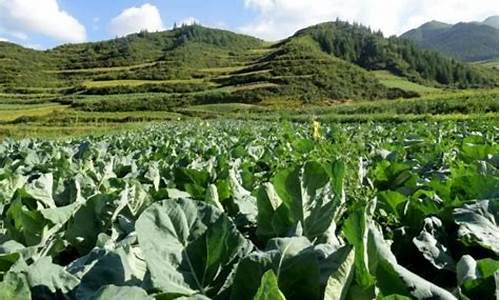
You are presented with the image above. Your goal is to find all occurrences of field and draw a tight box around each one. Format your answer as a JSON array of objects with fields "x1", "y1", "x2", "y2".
[
  {"x1": 0, "y1": 117, "x2": 498, "y2": 299},
  {"x1": 371, "y1": 71, "x2": 443, "y2": 95},
  {"x1": 0, "y1": 88, "x2": 498, "y2": 139}
]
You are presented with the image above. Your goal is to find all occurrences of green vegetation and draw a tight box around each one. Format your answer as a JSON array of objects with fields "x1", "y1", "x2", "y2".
[
  {"x1": 297, "y1": 21, "x2": 497, "y2": 87},
  {"x1": 0, "y1": 89, "x2": 497, "y2": 138},
  {"x1": 401, "y1": 17, "x2": 499, "y2": 62},
  {"x1": 0, "y1": 120, "x2": 497, "y2": 299},
  {"x1": 0, "y1": 123, "x2": 145, "y2": 140},
  {"x1": 0, "y1": 15, "x2": 497, "y2": 300},
  {"x1": 371, "y1": 70, "x2": 442, "y2": 94},
  {"x1": 475, "y1": 59, "x2": 499, "y2": 72},
  {"x1": 0, "y1": 22, "x2": 497, "y2": 109}
]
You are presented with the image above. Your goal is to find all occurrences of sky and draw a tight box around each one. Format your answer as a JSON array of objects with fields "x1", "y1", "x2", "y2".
[{"x1": 0, "y1": 0, "x2": 498, "y2": 49}]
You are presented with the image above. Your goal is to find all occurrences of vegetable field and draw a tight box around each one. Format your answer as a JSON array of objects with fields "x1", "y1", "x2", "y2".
[{"x1": 0, "y1": 120, "x2": 498, "y2": 300}]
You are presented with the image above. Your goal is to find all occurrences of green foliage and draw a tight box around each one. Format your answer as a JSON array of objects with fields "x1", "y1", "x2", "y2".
[
  {"x1": 0, "y1": 120, "x2": 497, "y2": 299},
  {"x1": 2, "y1": 22, "x2": 496, "y2": 106},
  {"x1": 296, "y1": 20, "x2": 498, "y2": 87}
]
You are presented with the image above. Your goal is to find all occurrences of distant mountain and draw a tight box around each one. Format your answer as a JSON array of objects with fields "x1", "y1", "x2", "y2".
[
  {"x1": 401, "y1": 16, "x2": 499, "y2": 62},
  {"x1": 0, "y1": 22, "x2": 497, "y2": 106},
  {"x1": 482, "y1": 16, "x2": 499, "y2": 29}
]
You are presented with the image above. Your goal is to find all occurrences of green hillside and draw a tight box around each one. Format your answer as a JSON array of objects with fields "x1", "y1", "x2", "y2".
[
  {"x1": 401, "y1": 17, "x2": 499, "y2": 62},
  {"x1": 0, "y1": 22, "x2": 497, "y2": 110},
  {"x1": 296, "y1": 21, "x2": 497, "y2": 86}
]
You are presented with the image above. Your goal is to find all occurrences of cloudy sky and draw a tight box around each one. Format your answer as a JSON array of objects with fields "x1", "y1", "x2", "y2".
[{"x1": 0, "y1": 0, "x2": 498, "y2": 49}]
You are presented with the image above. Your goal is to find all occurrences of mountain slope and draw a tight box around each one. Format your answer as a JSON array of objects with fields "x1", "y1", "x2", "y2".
[
  {"x1": 0, "y1": 22, "x2": 497, "y2": 108},
  {"x1": 482, "y1": 16, "x2": 499, "y2": 29},
  {"x1": 400, "y1": 21, "x2": 452, "y2": 43},
  {"x1": 294, "y1": 21, "x2": 496, "y2": 86},
  {"x1": 0, "y1": 42, "x2": 60, "y2": 88},
  {"x1": 401, "y1": 17, "x2": 499, "y2": 62}
]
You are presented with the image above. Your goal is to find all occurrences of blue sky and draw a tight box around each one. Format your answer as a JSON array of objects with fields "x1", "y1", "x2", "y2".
[{"x1": 0, "y1": 0, "x2": 497, "y2": 49}]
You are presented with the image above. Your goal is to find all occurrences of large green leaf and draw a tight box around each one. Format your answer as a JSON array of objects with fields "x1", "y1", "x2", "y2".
[
  {"x1": 228, "y1": 163, "x2": 258, "y2": 226},
  {"x1": 412, "y1": 217, "x2": 455, "y2": 271},
  {"x1": 23, "y1": 173, "x2": 56, "y2": 209},
  {"x1": 232, "y1": 238, "x2": 352, "y2": 300},
  {"x1": 231, "y1": 236, "x2": 320, "y2": 300},
  {"x1": 40, "y1": 202, "x2": 80, "y2": 225},
  {"x1": 0, "y1": 251, "x2": 21, "y2": 278},
  {"x1": 365, "y1": 223, "x2": 457, "y2": 299},
  {"x1": 323, "y1": 248, "x2": 355, "y2": 300},
  {"x1": 4, "y1": 196, "x2": 49, "y2": 246},
  {"x1": 456, "y1": 255, "x2": 498, "y2": 299},
  {"x1": 453, "y1": 199, "x2": 499, "y2": 254},
  {"x1": 343, "y1": 209, "x2": 373, "y2": 288},
  {"x1": 10, "y1": 256, "x2": 80, "y2": 297},
  {"x1": 256, "y1": 183, "x2": 283, "y2": 240},
  {"x1": 0, "y1": 271, "x2": 31, "y2": 300},
  {"x1": 0, "y1": 171, "x2": 27, "y2": 208},
  {"x1": 174, "y1": 168, "x2": 210, "y2": 199},
  {"x1": 65, "y1": 193, "x2": 116, "y2": 254},
  {"x1": 67, "y1": 246, "x2": 147, "y2": 300},
  {"x1": 257, "y1": 161, "x2": 345, "y2": 241},
  {"x1": 253, "y1": 270, "x2": 286, "y2": 300},
  {"x1": 136, "y1": 198, "x2": 252, "y2": 298}
]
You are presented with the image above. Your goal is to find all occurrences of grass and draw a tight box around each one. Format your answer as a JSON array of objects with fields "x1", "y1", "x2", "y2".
[
  {"x1": 176, "y1": 89, "x2": 498, "y2": 120},
  {"x1": 225, "y1": 82, "x2": 278, "y2": 91},
  {"x1": 1, "y1": 109, "x2": 184, "y2": 125},
  {"x1": 0, "y1": 103, "x2": 62, "y2": 110},
  {"x1": 82, "y1": 78, "x2": 208, "y2": 88},
  {"x1": 0, "y1": 87, "x2": 496, "y2": 139},
  {"x1": 197, "y1": 66, "x2": 250, "y2": 74},
  {"x1": 372, "y1": 70, "x2": 443, "y2": 94},
  {"x1": 0, "y1": 123, "x2": 149, "y2": 140},
  {"x1": 0, "y1": 104, "x2": 68, "y2": 122},
  {"x1": 286, "y1": 112, "x2": 499, "y2": 123},
  {"x1": 46, "y1": 62, "x2": 158, "y2": 74},
  {"x1": 179, "y1": 103, "x2": 269, "y2": 114},
  {"x1": 474, "y1": 59, "x2": 499, "y2": 70}
]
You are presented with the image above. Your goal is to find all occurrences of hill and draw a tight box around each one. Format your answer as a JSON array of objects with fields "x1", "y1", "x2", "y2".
[
  {"x1": 401, "y1": 16, "x2": 499, "y2": 62},
  {"x1": 482, "y1": 16, "x2": 499, "y2": 29},
  {"x1": 0, "y1": 22, "x2": 497, "y2": 110}
]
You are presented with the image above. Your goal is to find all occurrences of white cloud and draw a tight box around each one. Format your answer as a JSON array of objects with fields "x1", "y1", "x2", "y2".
[
  {"x1": 109, "y1": 4, "x2": 165, "y2": 37},
  {"x1": 0, "y1": 37, "x2": 10, "y2": 42},
  {"x1": 0, "y1": 0, "x2": 86, "y2": 43},
  {"x1": 240, "y1": 0, "x2": 498, "y2": 40}
]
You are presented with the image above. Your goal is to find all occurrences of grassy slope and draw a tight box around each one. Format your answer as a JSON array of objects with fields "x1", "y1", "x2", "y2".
[
  {"x1": 371, "y1": 71, "x2": 442, "y2": 94},
  {"x1": 0, "y1": 23, "x2": 497, "y2": 139},
  {"x1": 1, "y1": 23, "x2": 496, "y2": 104}
]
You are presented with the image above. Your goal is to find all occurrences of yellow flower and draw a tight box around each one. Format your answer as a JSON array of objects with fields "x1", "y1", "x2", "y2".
[{"x1": 312, "y1": 120, "x2": 321, "y2": 140}]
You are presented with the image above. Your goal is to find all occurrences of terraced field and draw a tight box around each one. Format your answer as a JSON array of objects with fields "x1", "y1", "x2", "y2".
[
  {"x1": 0, "y1": 23, "x2": 497, "y2": 140},
  {"x1": 371, "y1": 71, "x2": 443, "y2": 95}
]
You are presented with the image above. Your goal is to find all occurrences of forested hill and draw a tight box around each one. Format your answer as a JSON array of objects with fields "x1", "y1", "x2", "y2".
[
  {"x1": 48, "y1": 26, "x2": 264, "y2": 69},
  {"x1": 293, "y1": 21, "x2": 497, "y2": 86},
  {"x1": 0, "y1": 22, "x2": 497, "y2": 105},
  {"x1": 401, "y1": 16, "x2": 499, "y2": 62}
]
